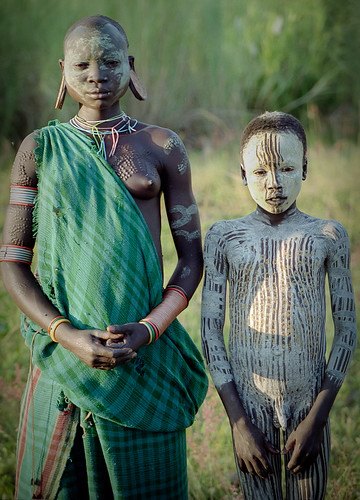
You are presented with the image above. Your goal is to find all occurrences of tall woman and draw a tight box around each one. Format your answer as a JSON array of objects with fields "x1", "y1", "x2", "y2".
[{"x1": 1, "y1": 15, "x2": 207, "y2": 499}]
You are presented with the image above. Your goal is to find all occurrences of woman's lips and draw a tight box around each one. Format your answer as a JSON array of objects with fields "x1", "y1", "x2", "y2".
[{"x1": 88, "y1": 90, "x2": 111, "y2": 99}]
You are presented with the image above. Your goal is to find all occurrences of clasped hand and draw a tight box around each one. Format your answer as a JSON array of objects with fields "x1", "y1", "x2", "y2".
[{"x1": 63, "y1": 322, "x2": 150, "y2": 370}]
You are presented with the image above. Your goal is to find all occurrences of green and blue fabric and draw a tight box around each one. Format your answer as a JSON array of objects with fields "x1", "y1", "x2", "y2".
[{"x1": 16, "y1": 121, "x2": 208, "y2": 498}]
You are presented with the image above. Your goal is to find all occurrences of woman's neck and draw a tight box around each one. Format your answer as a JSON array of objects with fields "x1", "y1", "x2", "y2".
[{"x1": 77, "y1": 103, "x2": 123, "y2": 122}]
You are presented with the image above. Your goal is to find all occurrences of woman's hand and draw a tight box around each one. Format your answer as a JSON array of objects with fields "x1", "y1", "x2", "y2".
[
  {"x1": 232, "y1": 419, "x2": 279, "y2": 479},
  {"x1": 283, "y1": 416, "x2": 324, "y2": 474},
  {"x1": 56, "y1": 322, "x2": 136, "y2": 369},
  {"x1": 106, "y1": 322, "x2": 150, "y2": 352}
]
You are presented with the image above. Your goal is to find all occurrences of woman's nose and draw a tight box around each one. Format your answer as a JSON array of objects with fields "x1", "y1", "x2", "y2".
[{"x1": 88, "y1": 63, "x2": 108, "y2": 83}]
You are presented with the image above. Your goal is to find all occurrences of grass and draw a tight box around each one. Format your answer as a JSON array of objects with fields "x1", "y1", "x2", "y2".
[{"x1": 0, "y1": 138, "x2": 359, "y2": 498}]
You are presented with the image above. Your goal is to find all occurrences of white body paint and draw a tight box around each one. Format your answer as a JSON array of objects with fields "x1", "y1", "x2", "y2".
[
  {"x1": 163, "y1": 135, "x2": 189, "y2": 175},
  {"x1": 242, "y1": 132, "x2": 304, "y2": 214},
  {"x1": 201, "y1": 209, "x2": 356, "y2": 429},
  {"x1": 169, "y1": 204, "x2": 198, "y2": 229},
  {"x1": 63, "y1": 25, "x2": 130, "y2": 110}
]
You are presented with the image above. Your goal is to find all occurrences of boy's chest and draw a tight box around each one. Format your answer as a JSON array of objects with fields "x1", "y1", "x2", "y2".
[{"x1": 225, "y1": 231, "x2": 328, "y2": 277}]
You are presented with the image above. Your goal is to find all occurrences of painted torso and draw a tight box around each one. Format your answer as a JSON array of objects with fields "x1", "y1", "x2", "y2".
[{"x1": 202, "y1": 207, "x2": 352, "y2": 428}]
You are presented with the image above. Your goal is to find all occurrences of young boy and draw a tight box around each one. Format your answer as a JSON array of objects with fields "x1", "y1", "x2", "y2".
[{"x1": 201, "y1": 111, "x2": 356, "y2": 499}]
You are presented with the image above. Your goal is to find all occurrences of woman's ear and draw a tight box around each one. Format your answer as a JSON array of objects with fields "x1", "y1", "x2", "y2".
[
  {"x1": 128, "y1": 55, "x2": 147, "y2": 101},
  {"x1": 240, "y1": 163, "x2": 247, "y2": 186},
  {"x1": 302, "y1": 158, "x2": 308, "y2": 180},
  {"x1": 55, "y1": 59, "x2": 66, "y2": 110}
]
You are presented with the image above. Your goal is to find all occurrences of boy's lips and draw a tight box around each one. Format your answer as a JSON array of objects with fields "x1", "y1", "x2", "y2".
[{"x1": 266, "y1": 196, "x2": 287, "y2": 204}]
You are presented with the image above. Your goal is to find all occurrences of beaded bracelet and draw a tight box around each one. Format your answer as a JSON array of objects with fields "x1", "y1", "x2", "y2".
[
  {"x1": 140, "y1": 286, "x2": 189, "y2": 344},
  {"x1": 47, "y1": 315, "x2": 71, "y2": 343},
  {"x1": 9, "y1": 185, "x2": 38, "y2": 207},
  {"x1": 0, "y1": 244, "x2": 33, "y2": 265},
  {"x1": 164, "y1": 285, "x2": 189, "y2": 306},
  {"x1": 139, "y1": 320, "x2": 156, "y2": 344},
  {"x1": 144, "y1": 318, "x2": 160, "y2": 341}
]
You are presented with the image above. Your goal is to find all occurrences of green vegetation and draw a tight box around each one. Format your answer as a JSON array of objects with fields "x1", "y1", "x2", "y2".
[
  {"x1": 1, "y1": 141, "x2": 359, "y2": 498},
  {"x1": 0, "y1": 0, "x2": 359, "y2": 144},
  {"x1": 0, "y1": 0, "x2": 359, "y2": 498}
]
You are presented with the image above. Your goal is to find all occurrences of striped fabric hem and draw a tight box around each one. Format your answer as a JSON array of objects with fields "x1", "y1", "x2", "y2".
[
  {"x1": 0, "y1": 245, "x2": 33, "y2": 264},
  {"x1": 10, "y1": 185, "x2": 38, "y2": 206},
  {"x1": 15, "y1": 367, "x2": 42, "y2": 498}
]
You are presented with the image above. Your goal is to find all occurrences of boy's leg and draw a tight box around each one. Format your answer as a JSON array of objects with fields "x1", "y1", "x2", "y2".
[
  {"x1": 233, "y1": 417, "x2": 283, "y2": 500},
  {"x1": 284, "y1": 420, "x2": 330, "y2": 500}
]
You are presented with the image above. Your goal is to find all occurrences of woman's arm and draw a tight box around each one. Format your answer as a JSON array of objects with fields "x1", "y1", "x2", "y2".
[
  {"x1": 1, "y1": 133, "x2": 132, "y2": 369},
  {"x1": 160, "y1": 131, "x2": 203, "y2": 298},
  {"x1": 108, "y1": 131, "x2": 203, "y2": 348}
]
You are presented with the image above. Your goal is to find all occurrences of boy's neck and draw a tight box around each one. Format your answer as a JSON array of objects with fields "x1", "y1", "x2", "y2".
[{"x1": 255, "y1": 203, "x2": 298, "y2": 226}]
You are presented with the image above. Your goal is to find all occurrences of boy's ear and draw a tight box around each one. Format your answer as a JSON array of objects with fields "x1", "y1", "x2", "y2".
[
  {"x1": 240, "y1": 163, "x2": 247, "y2": 186},
  {"x1": 302, "y1": 158, "x2": 308, "y2": 180}
]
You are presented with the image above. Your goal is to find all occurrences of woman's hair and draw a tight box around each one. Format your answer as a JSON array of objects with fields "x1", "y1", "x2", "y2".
[
  {"x1": 64, "y1": 15, "x2": 129, "y2": 48},
  {"x1": 240, "y1": 111, "x2": 307, "y2": 162}
]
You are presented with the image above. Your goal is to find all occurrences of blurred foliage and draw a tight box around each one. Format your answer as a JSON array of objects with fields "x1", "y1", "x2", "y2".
[{"x1": 0, "y1": 0, "x2": 359, "y2": 147}]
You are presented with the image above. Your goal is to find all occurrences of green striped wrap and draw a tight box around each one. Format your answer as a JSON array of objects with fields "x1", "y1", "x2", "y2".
[{"x1": 22, "y1": 120, "x2": 208, "y2": 432}]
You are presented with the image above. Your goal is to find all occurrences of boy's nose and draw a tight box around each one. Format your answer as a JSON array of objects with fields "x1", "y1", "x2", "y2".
[{"x1": 267, "y1": 170, "x2": 281, "y2": 188}]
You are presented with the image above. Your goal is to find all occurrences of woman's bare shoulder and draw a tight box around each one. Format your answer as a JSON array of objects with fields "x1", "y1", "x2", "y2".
[
  {"x1": 137, "y1": 123, "x2": 184, "y2": 149},
  {"x1": 11, "y1": 131, "x2": 38, "y2": 186}
]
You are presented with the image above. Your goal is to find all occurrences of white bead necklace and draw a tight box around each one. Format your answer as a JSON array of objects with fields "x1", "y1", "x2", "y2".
[{"x1": 69, "y1": 113, "x2": 138, "y2": 160}]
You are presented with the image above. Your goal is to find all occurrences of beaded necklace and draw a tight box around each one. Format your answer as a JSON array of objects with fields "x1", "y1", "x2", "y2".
[{"x1": 69, "y1": 113, "x2": 138, "y2": 160}]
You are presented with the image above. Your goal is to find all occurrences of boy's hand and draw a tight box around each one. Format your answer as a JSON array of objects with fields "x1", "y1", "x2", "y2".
[
  {"x1": 232, "y1": 419, "x2": 279, "y2": 479},
  {"x1": 283, "y1": 416, "x2": 324, "y2": 474}
]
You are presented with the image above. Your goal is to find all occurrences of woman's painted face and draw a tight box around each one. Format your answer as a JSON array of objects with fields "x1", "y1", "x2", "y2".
[
  {"x1": 242, "y1": 132, "x2": 305, "y2": 214},
  {"x1": 62, "y1": 23, "x2": 130, "y2": 110}
]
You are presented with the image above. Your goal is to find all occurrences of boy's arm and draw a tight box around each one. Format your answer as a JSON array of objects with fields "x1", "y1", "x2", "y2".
[
  {"x1": 201, "y1": 225, "x2": 278, "y2": 479},
  {"x1": 285, "y1": 222, "x2": 356, "y2": 473},
  {"x1": 201, "y1": 225, "x2": 232, "y2": 387}
]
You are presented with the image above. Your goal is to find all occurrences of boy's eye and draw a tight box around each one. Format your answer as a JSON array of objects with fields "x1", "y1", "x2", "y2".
[
  {"x1": 281, "y1": 166, "x2": 294, "y2": 172},
  {"x1": 254, "y1": 169, "x2": 266, "y2": 176}
]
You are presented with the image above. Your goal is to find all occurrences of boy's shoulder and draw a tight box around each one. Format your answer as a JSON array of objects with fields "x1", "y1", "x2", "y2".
[
  {"x1": 206, "y1": 215, "x2": 252, "y2": 238},
  {"x1": 206, "y1": 213, "x2": 349, "y2": 247},
  {"x1": 300, "y1": 212, "x2": 349, "y2": 241}
]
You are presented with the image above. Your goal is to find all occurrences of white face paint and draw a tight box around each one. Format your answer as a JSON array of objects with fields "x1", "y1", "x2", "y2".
[
  {"x1": 242, "y1": 132, "x2": 305, "y2": 214},
  {"x1": 63, "y1": 24, "x2": 130, "y2": 113}
]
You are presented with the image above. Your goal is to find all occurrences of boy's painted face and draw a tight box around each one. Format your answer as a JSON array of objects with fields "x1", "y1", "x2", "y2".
[
  {"x1": 62, "y1": 23, "x2": 130, "y2": 110},
  {"x1": 242, "y1": 132, "x2": 305, "y2": 214}
]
